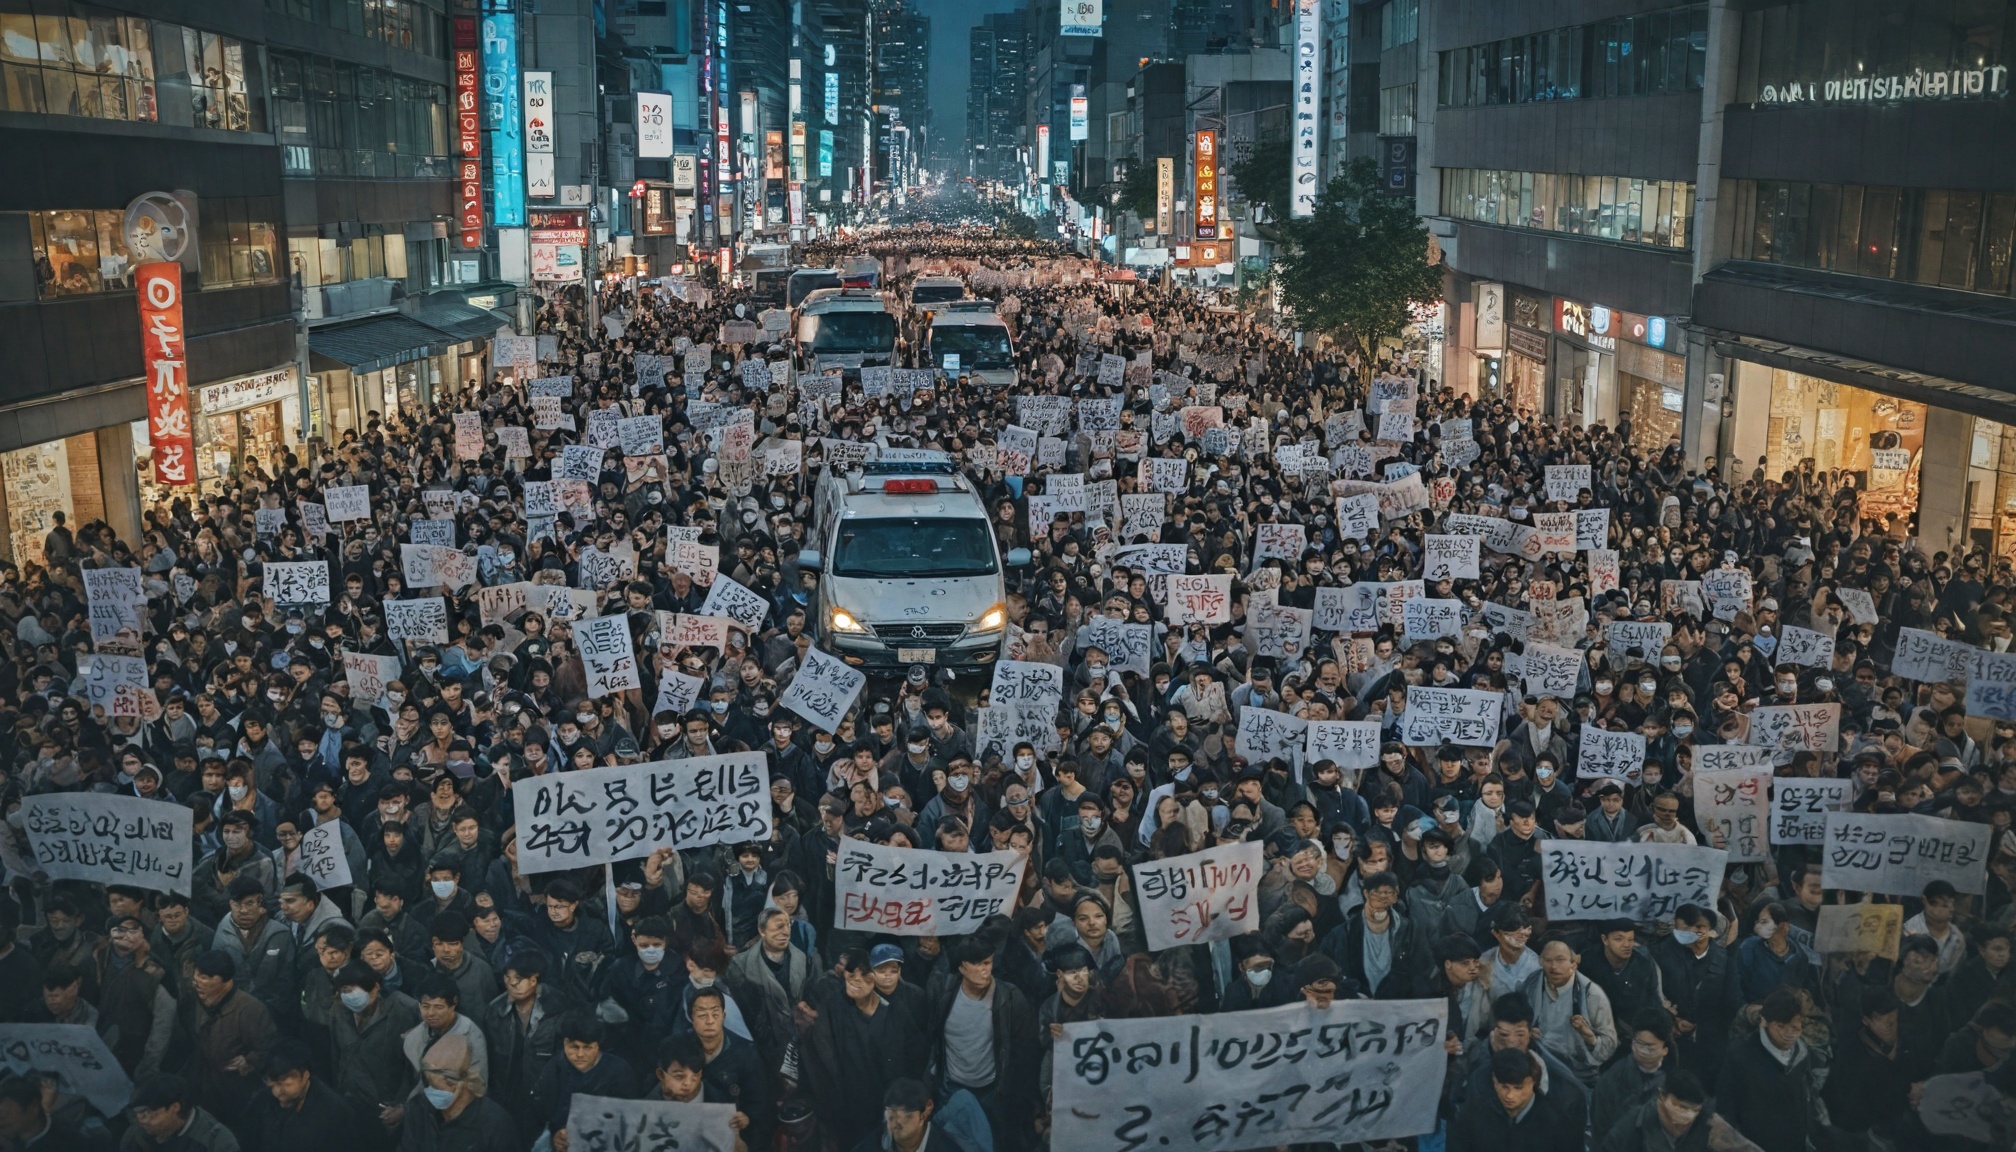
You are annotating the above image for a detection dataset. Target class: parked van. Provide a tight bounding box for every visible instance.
[923,308,1018,388]
[795,288,897,377]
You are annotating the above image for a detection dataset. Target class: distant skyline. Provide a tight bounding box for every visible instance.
[923,0,1025,160]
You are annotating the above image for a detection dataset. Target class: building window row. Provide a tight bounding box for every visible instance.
[1438,5,1707,108]
[1381,0,1419,50]
[263,0,446,61]
[1735,0,2012,106]
[1734,180,2016,297]
[22,197,279,300]
[0,3,264,131]
[269,51,448,179]
[1441,167,1694,250]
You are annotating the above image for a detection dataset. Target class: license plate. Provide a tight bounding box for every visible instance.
[898,648,936,664]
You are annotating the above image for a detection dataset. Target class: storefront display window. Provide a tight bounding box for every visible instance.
[1618,342,1686,451]
[1762,369,1925,525]
[25,208,136,298]
[1442,167,1693,250]
[1965,419,2016,561]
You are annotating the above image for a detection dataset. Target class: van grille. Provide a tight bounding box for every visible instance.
[871,622,967,644]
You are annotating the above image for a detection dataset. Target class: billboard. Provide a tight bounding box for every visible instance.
[480,13,524,227]
[1061,0,1102,36]
[137,263,194,486]
[1291,0,1320,218]
[1069,85,1088,141]
[637,92,673,158]
[1156,156,1173,234]
[1194,130,1218,240]
[818,129,834,177]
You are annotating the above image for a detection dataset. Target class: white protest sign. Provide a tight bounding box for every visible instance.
[1052,1000,1449,1151]
[1770,777,1853,846]
[1545,464,1592,501]
[1701,568,1753,620]
[408,518,456,548]
[1401,597,1463,643]
[1821,811,1992,895]
[1132,840,1263,950]
[1893,627,1977,685]
[21,793,191,894]
[1521,643,1583,699]
[991,660,1066,711]
[1400,687,1501,747]
[577,615,641,698]
[264,561,331,606]
[699,573,769,631]
[342,650,402,708]
[1835,586,1878,626]
[1966,649,2016,719]
[653,668,704,717]
[834,838,1027,936]
[1421,535,1479,581]
[324,484,371,521]
[1693,767,1772,862]
[1234,707,1308,769]
[1919,1072,2016,1144]
[511,752,773,873]
[1166,574,1232,625]
[1814,903,1903,959]
[565,1095,738,1152]
[1747,703,1841,758]
[0,1025,133,1119]
[1542,841,1728,922]
[1305,720,1383,772]
[780,646,866,731]
[453,411,483,459]
[384,598,450,644]
[1082,616,1153,677]
[1776,624,1835,668]
[1334,493,1381,540]
[297,820,352,889]
[660,613,735,652]
[1578,725,1647,783]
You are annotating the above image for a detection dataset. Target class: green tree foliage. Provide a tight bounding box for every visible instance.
[1119,159,1159,222]
[1276,158,1443,365]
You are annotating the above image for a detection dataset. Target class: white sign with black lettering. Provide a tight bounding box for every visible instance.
[1693,767,1771,862]
[1821,811,1992,896]
[1400,687,1501,747]
[264,561,330,606]
[1132,840,1263,950]
[578,614,641,698]
[323,485,371,521]
[780,646,866,731]
[565,1095,738,1152]
[1578,724,1647,783]
[297,820,352,889]
[384,598,450,644]
[21,793,191,894]
[1304,720,1382,771]
[1542,841,1727,922]
[834,838,1027,936]
[511,752,773,873]
[1770,777,1853,846]
[0,1024,133,1119]
[1545,464,1591,501]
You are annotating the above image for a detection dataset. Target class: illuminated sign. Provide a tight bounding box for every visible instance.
[1194,130,1217,240]
[1155,156,1173,235]
[1061,0,1102,37]
[1069,85,1088,141]
[637,92,673,158]
[1291,0,1320,218]
[453,18,482,247]
[137,262,194,485]
[480,13,523,227]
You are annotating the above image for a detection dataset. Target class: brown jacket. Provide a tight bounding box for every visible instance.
[189,987,276,1122]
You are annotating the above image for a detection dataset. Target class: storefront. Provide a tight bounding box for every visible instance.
[1503,290,1550,415]
[1551,297,1612,429]
[190,366,301,492]
[308,313,469,435]
[1727,361,1927,530]
[1965,419,2016,561]
[1,423,140,566]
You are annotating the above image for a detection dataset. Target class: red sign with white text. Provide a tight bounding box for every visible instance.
[137,262,195,486]
[454,18,482,248]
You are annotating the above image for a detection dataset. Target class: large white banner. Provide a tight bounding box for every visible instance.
[1542,841,1727,922]
[779,645,866,731]
[511,753,772,874]
[1821,811,1992,896]
[636,92,674,158]
[567,1094,736,1152]
[833,838,1027,936]
[1132,841,1262,951]
[21,794,191,894]
[1400,686,1501,747]
[1051,1000,1449,1150]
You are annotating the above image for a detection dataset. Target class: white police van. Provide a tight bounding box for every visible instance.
[801,451,1030,677]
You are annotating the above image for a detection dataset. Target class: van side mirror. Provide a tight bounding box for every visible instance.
[797,549,823,573]
[1005,548,1032,567]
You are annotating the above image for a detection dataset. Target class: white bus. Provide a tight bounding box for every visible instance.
[795,288,898,378]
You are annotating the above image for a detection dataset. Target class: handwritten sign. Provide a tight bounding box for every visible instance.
[22,793,191,894]
[1770,777,1853,846]
[1542,841,1728,922]
[341,650,401,708]
[1052,1000,1449,1151]
[1400,687,1501,747]
[699,573,769,631]
[1544,464,1591,501]
[1776,624,1835,669]
[1821,811,1992,896]
[385,598,450,644]
[1132,841,1262,950]
[324,484,371,521]
[511,752,772,874]
[779,646,865,731]
[298,821,352,889]
[1579,725,1647,783]
[0,1025,133,1119]
[834,838,1027,936]
[565,1094,738,1152]
[1893,627,1975,685]
[1166,574,1232,625]
[1421,535,1479,581]
[264,561,330,606]
[1746,703,1841,759]
[1304,720,1382,772]
[1693,767,1771,862]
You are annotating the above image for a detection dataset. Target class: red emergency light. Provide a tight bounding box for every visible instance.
[882,479,938,494]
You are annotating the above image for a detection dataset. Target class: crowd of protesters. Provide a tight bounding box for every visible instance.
[0,220,2012,1152]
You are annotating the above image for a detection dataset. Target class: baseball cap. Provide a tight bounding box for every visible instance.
[869,943,905,969]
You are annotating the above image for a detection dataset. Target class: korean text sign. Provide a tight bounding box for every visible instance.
[22,793,192,894]
[1132,841,1262,951]
[137,263,195,485]
[1052,999,1449,1151]
[1542,841,1727,922]
[833,838,1026,936]
[511,752,772,874]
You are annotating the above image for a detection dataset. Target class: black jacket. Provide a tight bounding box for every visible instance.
[803,994,931,1148]
[246,1076,372,1152]
[1714,1032,1813,1152]
[1448,1080,1583,1152]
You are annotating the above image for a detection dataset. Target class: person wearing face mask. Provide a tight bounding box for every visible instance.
[1599,1069,1723,1152]
[327,958,423,1139]
[192,811,280,928]
[916,760,989,853]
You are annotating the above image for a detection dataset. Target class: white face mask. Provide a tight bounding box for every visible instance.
[340,988,371,1012]
[431,880,456,899]
[948,775,970,793]
[1016,755,1035,771]
[1246,966,1273,987]
[1671,929,1701,946]
[1595,681,1613,694]
[1753,919,1777,940]
[1082,816,1101,832]
[228,784,249,801]
[638,946,666,965]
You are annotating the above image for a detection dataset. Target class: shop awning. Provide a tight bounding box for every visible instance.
[307,315,449,375]
[410,300,514,343]
[1704,330,2016,425]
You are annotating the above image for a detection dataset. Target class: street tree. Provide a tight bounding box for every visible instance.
[1275,157,1442,367]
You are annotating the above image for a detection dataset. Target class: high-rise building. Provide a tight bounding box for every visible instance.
[873,0,930,186]
[968,10,1028,182]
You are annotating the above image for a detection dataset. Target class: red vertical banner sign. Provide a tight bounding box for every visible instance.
[453,17,483,248]
[137,262,194,486]
[1195,130,1218,240]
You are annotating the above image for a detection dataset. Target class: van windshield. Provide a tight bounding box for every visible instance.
[929,326,1014,370]
[911,284,964,304]
[833,517,997,578]
[788,272,839,306]
[806,310,896,354]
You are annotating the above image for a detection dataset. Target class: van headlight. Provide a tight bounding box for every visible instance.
[829,607,868,634]
[973,603,1007,633]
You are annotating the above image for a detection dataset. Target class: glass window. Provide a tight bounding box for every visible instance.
[39,209,101,296]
